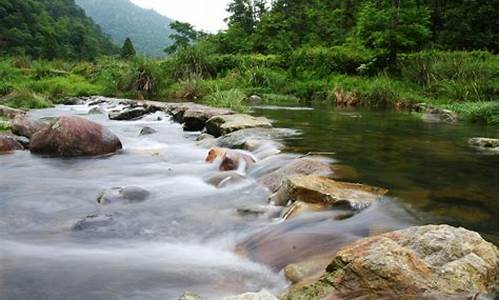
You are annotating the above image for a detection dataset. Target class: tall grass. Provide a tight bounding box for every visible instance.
[203,86,249,112]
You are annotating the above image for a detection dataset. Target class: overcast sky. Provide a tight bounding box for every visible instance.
[130,0,231,33]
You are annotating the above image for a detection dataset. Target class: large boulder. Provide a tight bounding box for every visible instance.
[281,175,388,210]
[0,105,25,118]
[0,135,24,152]
[282,225,499,300]
[10,115,46,138]
[183,106,234,131]
[258,157,333,193]
[206,114,273,137]
[30,116,122,157]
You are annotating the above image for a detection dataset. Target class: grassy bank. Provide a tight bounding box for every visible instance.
[0,49,498,124]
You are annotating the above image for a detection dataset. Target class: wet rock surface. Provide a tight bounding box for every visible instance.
[0,134,24,152]
[139,126,157,136]
[30,116,122,157]
[469,137,499,151]
[182,106,234,131]
[10,115,47,138]
[0,105,26,118]
[97,186,150,205]
[282,225,499,300]
[216,128,298,150]
[422,107,458,124]
[109,106,152,120]
[206,114,273,137]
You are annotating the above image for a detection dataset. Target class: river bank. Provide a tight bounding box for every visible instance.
[0,96,498,299]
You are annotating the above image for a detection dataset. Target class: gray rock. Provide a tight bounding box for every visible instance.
[88,106,103,114]
[196,133,217,148]
[183,106,234,131]
[469,137,499,151]
[62,97,85,105]
[87,98,108,106]
[422,107,458,124]
[109,107,150,121]
[206,114,273,137]
[216,128,298,150]
[248,95,263,104]
[97,186,150,205]
[12,135,30,149]
[139,126,157,136]
[72,214,116,231]
[203,171,247,188]
[10,115,46,138]
[282,225,499,300]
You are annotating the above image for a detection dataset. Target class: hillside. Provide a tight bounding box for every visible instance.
[76,0,174,57]
[0,0,117,60]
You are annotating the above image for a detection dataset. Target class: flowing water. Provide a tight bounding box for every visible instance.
[0,101,497,300]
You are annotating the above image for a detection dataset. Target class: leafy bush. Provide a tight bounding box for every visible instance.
[0,88,53,109]
[169,74,208,100]
[164,45,216,80]
[443,102,499,125]
[285,80,331,101]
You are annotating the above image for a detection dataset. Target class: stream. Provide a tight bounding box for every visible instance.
[0,101,498,300]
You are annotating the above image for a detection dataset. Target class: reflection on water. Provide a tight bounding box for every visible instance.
[254,103,499,242]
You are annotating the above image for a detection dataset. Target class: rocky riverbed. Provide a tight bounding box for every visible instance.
[0,97,498,300]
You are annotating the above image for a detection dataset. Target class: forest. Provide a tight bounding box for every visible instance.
[0,0,498,124]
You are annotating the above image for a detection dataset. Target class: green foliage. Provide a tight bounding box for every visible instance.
[170,75,208,100]
[0,88,53,109]
[0,116,10,131]
[164,45,216,80]
[121,38,136,59]
[443,102,499,125]
[203,86,249,112]
[165,21,206,55]
[75,0,174,57]
[0,0,117,60]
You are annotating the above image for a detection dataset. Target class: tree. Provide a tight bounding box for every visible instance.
[164,21,204,54]
[120,37,136,59]
[355,0,431,66]
[226,0,255,34]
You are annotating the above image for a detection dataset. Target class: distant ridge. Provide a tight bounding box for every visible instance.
[76,0,174,57]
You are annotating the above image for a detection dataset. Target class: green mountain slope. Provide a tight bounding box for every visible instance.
[76,0,174,57]
[0,0,117,60]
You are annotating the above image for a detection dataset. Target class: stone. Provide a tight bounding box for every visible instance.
[282,225,499,300]
[0,105,26,118]
[206,114,273,137]
[422,107,458,124]
[259,157,333,193]
[237,205,270,217]
[30,116,122,157]
[178,292,204,300]
[167,102,198,122]
[87,97,108,106]
[182,106,234,131]
[12,135,30,149]
[109,107,150,120]
[139,126,157,136]
[196,133,217,148]
[284,256,333,284]
[469,138,499,151]
[248,95,263,104]
[97,186,150,205]
[62,97,85,105]
[0,135,24,152]
[284,175,388,210]
[72,214,116,231]
[220,290,278,300]
[203,171,247,188]
[10,115,46,138]
[88,106,104,114]
[281,201,327,220]
[216,128,298,150]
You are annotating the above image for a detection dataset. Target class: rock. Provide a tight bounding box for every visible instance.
[97,186,150,205]
[205,147,257,172]
[284,256,332,284]
[422,107,458,124]
[178,292,204,300]
[71,214,116,231]
[259,157,333,193]
[88,106,104,114]
[282,225,499,300]
[12,136,30,149]
[62,97,85,105]
[87,97,108,106]
[196,133,217,148]
[0,105,25,118]
[216,128,298,150]
[283,175,388,210]
[237,205,270,217]
[109,107,151,120]
[183,106,234,131]
[203,171,247,188]
[10,115,46,138]
[30,116,122,157]
[281,201,327,220]
[167,102,198,123]
[139,126,157,136]
[469,138,499,151]
[248,95,263,104]
[0,135,24,152]
[221,290,278,300]
[206,114,273,137]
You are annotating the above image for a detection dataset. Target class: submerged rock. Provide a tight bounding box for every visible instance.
[10,115,46,138]
[182,106,234,131]
[88,106,104,114]
[469,137,499,152]
[109,107,151,120]
[422,107,458,124]
[284,175,388,210]
[206,114,273,137]
[196,133,217,148]
[281,201,327,220]
[282,225,499,300]
[221,290,278,300]
[139,126,157,136]
[62,97,85,105]
[30,116,122,157]
[97,186,150,205]
[284,256,332,284]
[72,214,116,231]
[0,135,24,152]
[216,128,297,151]
[203,171,247,188]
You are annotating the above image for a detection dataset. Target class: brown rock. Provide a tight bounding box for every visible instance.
[0,105,26,118]
[30,116,122,157]
[183,106,234,131]
[282,225,499,300]
[0,135,24,152]
[206,114,272,137]
[10,115,46,138]
[281,201,327,220]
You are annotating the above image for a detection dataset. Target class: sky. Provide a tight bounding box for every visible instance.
[131,0,231,33]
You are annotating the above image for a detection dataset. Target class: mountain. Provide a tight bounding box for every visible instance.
[76,0,174,57]
[0,0,117,60]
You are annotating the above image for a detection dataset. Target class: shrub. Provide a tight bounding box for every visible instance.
[442,101,499,125]
[164,45,216,80]
[203,86,249,112]
[0,88,53,109]
[170,74,208,100]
